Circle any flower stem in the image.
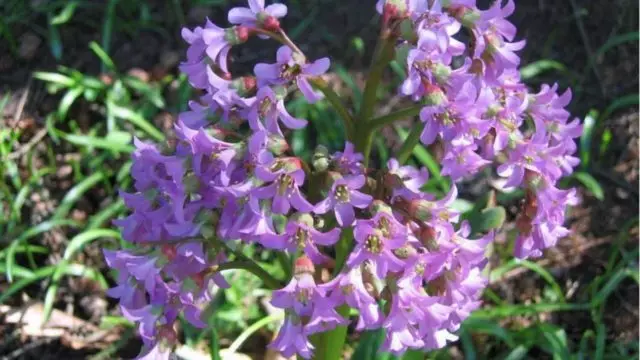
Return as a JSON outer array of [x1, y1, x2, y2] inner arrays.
[[369, 104, 424, 129], [396, 121, 425, 164], [217, 243, 283, 290], [355, 31, 397, 163], [217, 260, 283, 290], [308, 77, 355, 140]]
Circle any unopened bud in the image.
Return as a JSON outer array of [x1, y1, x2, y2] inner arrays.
[[418, 226, 439, 251], [393, 244, 417, 259], [432, 63, 452, 85], [290, 212, 315, 227], [294, 256, 315, 276], [312, 145, 330, 172], [231, 76, 257, 96], [225, 26, 250, 44], [370, 200, 393, 215], [424, 83, 447, 106], [257, 12, 281, 32], [267, 134, 289, 155]]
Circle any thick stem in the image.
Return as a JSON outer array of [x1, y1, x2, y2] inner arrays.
[[217, 260, 283, 290], [308, 77, 355, 140], [355, 31, 397, 163], [396, 121, 425, 164], [369, 104, 424, 130]]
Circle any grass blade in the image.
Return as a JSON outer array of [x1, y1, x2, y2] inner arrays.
[[573, 171, 604, 200], [110, 104, 164, 141], [520, 60, 567, 80], [52, 171, 106, 220], [5, 219, 79, 282]]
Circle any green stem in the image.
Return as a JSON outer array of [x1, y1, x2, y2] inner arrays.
[[369, 104, 423, 129], [355, 32, 397, 164], [217, 260, 282, 290], [308, 77, 354, 140], [396, 121, 425, 164]]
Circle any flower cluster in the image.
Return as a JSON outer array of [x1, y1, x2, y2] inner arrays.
[[105, 0, 581, 358]]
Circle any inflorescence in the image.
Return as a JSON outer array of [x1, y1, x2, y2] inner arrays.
[[105, 1, 581, 358]]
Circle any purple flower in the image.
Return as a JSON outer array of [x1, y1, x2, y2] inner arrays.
[[304, 302, 349, 335], [248, 86, 307, 135], [346, 214, 407, 279], [387, 158, 429, 195], [254, 46, 330, 103], [440, 142, 490, 181], [270, 314, 314, 359], [332, 142, 364, 175], [260, 216, 340, 264], [314, 175, 372, 226], [228, 0, 287, 31], [253, 167, 314, 214], [324, 269, 382, 330], [271, 270, 320, 317]]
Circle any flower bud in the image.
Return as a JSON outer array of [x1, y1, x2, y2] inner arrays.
[[417, 226, 439, 251], [423, 83, 447, 106], [290, 212, 315, 227], [225, 26, 250, 45], [294, 256, 315, 276], [370, 199, 393, 215], [267, 134, 289, 155], [257, 12, 281, 32], [432, 63, 452, 85], [405, 199, 433, 222], [393, 244, 417, 259], [232, 76, 257, 97], [312, 145, 330, 172]]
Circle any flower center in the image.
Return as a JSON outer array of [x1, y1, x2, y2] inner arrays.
[[293, 227, 309, 248], [259, 97, 272, 118], [335, 184, 350, 203], [277, 174, 294, 195], [280, 64, 301, 81], [365, 234, 382, 254]]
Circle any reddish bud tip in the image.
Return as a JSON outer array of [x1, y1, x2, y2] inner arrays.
[[262, 16, 281, 32], [294, 256, 315, 275], [162, 244, 177, 260], [243, 76, 257, 92], [235, 26, 250, 42]]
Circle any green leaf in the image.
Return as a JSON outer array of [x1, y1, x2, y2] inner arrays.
[[595, 32, 639, 58], [520, 60, 567, 80], [5, 219, 79, 282], [518, 259, 565, 302], [503, 346, 529, 360], [333, 227, 354, 275], [110, 104, 164, 141], [89, 41, 116, 72], [472, 302, 589, 318], [580, 110, 597, 168], [352, 329, 392, 360], [50, 1, 79, 25], [591, 268, 638, 308], [43, 229, 120, 322], [462, 317, 515, 347], [469, 206, 506, 233], [34, 71, 75, 87], [58, 86, 84, 120], [573, 171, 604, 200], [61, 133, 134, 153], [310, 305, 351, 360], [599, 94, 639, 123], [48, 20, 63, 60], [52, 171, 106, 220]]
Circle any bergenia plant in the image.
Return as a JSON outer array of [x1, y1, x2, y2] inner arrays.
[[106, 0, 581, 358]]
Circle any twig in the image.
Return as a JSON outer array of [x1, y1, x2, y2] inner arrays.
[[6, 128, 48, 161], [10, 78, 31, 129]]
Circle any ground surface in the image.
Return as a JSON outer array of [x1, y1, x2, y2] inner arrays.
[[0, 1, 638, 359]]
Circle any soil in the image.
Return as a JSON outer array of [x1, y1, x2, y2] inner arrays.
[[0, 0, 637, 359]]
